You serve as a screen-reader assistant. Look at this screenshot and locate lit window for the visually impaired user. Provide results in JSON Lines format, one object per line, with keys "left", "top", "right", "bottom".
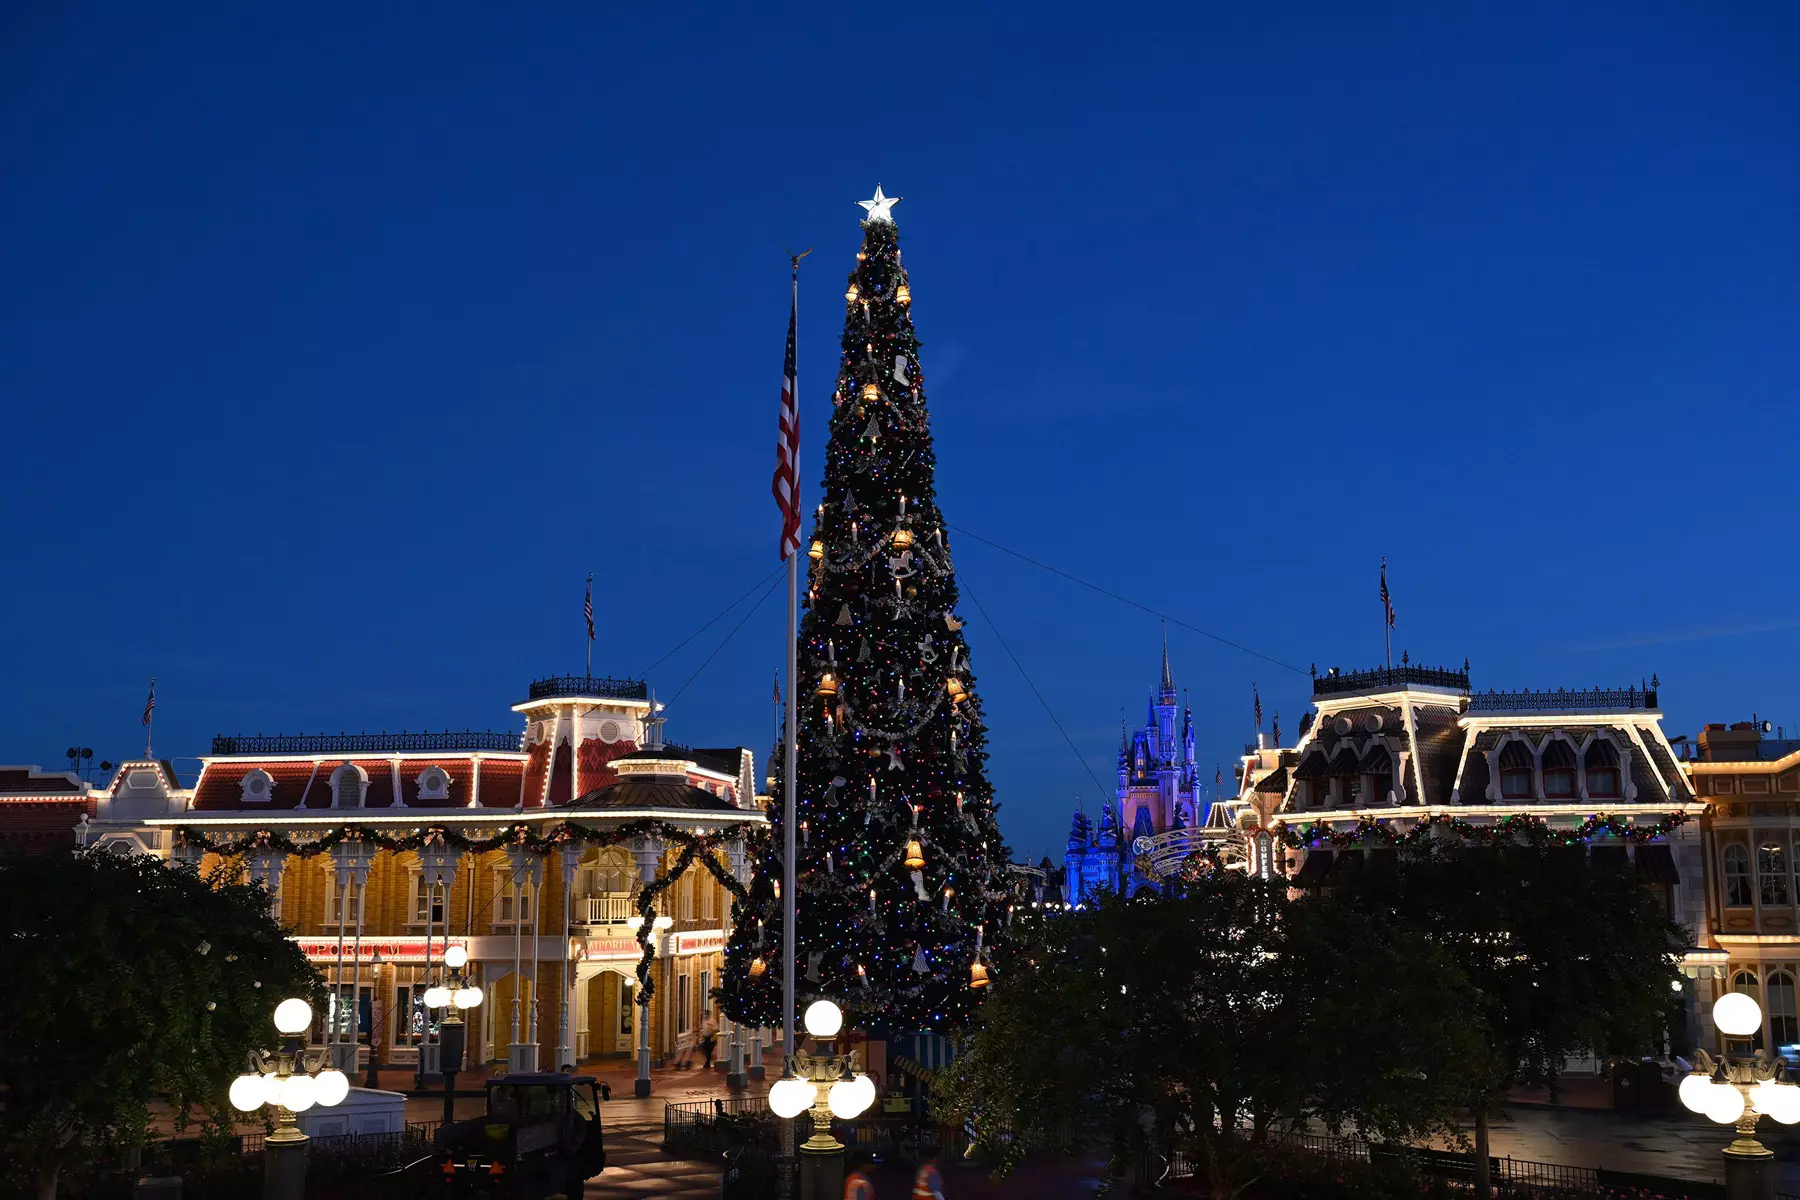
{"left": 1723, "top": 845, "right": 1753, "bottom": 907}
{"left": 1541, "top": 741, "right": 1577, "bottom": 799}
{"left": 413, "top": 874, "right": 445, "bottom": 924}
{"left": 1761, "top": 839, "right": 1790, "bottom": 906}
{"left": 1584, "top": 740, "right": 1621, "bottom": 799}
{"left": 1499, "top": 742, "right": 1534, "bottom": 799}
{"left": 1770, "top": 971, "right": 1799, "bottom": 1047}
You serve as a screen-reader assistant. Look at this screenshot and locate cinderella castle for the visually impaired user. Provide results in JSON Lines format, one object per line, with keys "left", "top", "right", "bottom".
{"left": 1064, "top": 637, "right": 1215, "bottom": 901}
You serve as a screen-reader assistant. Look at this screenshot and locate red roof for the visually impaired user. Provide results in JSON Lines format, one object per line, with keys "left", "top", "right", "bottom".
{"left": 478, "top": 758, "right": 524, "bottom": 808}
{"left": 192, "top": 756, "right": 531, "bottom": 811}
{"left": 0, "top": 767, "right": 84, "bottom": 795}
{"left": 0, "top": 797, "right": 95, "bottom": 852}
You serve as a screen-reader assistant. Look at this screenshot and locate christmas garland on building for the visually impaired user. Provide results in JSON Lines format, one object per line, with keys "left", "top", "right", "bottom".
{"left": 1173, "top": 809, "right": 1693, "bottom": 879}
{"left": 1275, "top": 810, "right": 1692, "bottom": 850}
{"left": 173, "top": 820, "right": 752, "bottom": 1006}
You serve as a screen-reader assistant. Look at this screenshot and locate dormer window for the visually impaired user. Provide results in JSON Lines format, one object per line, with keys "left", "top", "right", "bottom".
{"left": 416, "top": 766, "right": 452, "bottom": 804}
{"left": 1584, "top": 739, "right": 1621, "bottom": 799}
{"left": 1499, "top": 741, "right": 1534, "bottom": 799}
{"left": 331, "top": 763, "right": 369, "bottom": 809}
{"left": 1541, "top": 740, "right": 1577, "bottom": 799}
{"left": 240, "top": 768, "right": 274, "bottom": 804}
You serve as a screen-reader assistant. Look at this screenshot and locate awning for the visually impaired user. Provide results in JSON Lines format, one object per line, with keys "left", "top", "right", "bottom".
{"left": 1255, "top": 766, "right": 1289, "bottom": 795}
{"left": 1326, "top": 749, "right": 1361, "bottom": 777}
{"left": 1636, "top": 844, "right": 1681, "bottom": 885}
{"left": 1291, "top": 849, "right": 1334, "bottom": 887}
{"left": 1294, "top": 752, "right": 1329, "bottom": 780}
{"left": 1357, "top": 744, "right": 1394, "bottom": 773}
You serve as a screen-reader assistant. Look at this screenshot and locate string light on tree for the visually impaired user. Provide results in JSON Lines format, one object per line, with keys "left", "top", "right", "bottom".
{"left": 721, "top": 184, "right": 1012, "bottom": 1032}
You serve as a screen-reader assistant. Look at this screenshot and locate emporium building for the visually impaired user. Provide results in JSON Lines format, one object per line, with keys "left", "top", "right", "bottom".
{"left": 2, "top": 674, "right": 767, "bottom": 1093}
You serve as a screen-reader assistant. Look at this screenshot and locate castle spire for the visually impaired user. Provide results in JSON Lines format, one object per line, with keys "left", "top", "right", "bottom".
{"left": 1159, "top": 622, "right": 1175, "bottom": 697}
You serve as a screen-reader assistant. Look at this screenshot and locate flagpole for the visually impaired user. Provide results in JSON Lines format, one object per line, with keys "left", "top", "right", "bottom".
{"left": 585, "top": 573, "right": 594, "bottom": 678}
{"left": 781, "top": 257, "right": 801, "bottom": 1074}
{"left": 144, "top": 677, "right": 155, "bottom": 759}
{"left": 1382, "top": 558, "right": 1392, "bottom": 673}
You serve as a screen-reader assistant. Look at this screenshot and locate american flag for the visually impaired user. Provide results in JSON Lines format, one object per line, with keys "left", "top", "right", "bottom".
{"left": 1381, "top": 557, "right": 1395, "bottom": 628}
{"left": 771, "top": 287, "right": 801, "bottom": 560}
{"left": 584, "top": 573, "right": 595, "bottom": 642}
{"left": 142, "top": 677, "right": 156, "bottom": 726}
{"left": 772, "top": 673, "right": 781, "bottom": 706}
{"left": 1253, "top": 685, "right": 1262, "bottom": 731}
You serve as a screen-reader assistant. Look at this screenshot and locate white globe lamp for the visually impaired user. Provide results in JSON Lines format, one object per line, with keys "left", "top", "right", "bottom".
{"left": 1714, "top": 992, "right": 1763, "bottom": 1038}
{"left": 443, "top": 945, "right": 468, "bottom": 969}
{"left": 769, "top": 1076, "right": 817, "bottom": 1119}
{"left": 456, "top": 985, "right": 484, "bottom": 1009}
{"left": 229, "top": 1073, "right": 266, "bottom": 1112}
{"left": 280, "top": 1072, "right": 317, "bottom": 1113}
{"left": 827, "top": 1079, "right": 865, "bottom": 1120}
{"left": 1679, "top": 1072, "right": 1714, "bottom": 1114}
{"left": 803, "top": 1000, "right": 843, "bottom": 1039}
{"left": 851, "top": 1073, "right": 877, "bottom": 1114}
{"left": 1704, "top": 1080, "right": 1747, "bottom": 1124}
{"left": 313, "top": 1068, "right": 350, "bottom": 1108}
{"left": 272, "top": 998, "right": 313, "bottom": 1036}
{"left": 423, "top": 985, "right": 452, "bottom": 1010}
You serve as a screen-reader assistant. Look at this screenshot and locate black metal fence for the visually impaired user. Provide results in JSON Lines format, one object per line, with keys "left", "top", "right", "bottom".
{"left": 1152, "top": 1129, "right": 1745, "bottom": 1200}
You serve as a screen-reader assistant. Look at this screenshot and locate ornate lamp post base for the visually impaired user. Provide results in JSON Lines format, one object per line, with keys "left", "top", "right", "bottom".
{"left": 262, "top": 1135, "right": 309, "bottom": 1200}
{"left": 1723, "top": 1116, "right": 1774, "bottom": 1200}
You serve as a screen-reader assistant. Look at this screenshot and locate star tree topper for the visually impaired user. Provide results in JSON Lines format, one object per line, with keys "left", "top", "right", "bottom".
{"left": 858, "top": 184, "right": 902, "bottom": 224}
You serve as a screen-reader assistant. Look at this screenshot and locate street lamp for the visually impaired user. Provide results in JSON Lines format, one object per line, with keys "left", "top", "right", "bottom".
{"left": 428, "top": 944, "right": 484, "bottom": 1129}
{"left": 1681, "top": 992, "right": 1800, "bottom": 1200}
{"left": 230, "top": 998, "right": 349, "bottom": 1200}
{"left": 769, "top": 999, "right": 874, "bottom": 1200}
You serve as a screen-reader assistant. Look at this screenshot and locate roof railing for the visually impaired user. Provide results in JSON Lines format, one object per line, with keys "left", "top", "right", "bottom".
{"left": 210, "top": 731, "right": 523, "bottom": 756}
{"left": 525, "top": 675, "right": 650, "bottom": 702}
{"left": 1467, "top": 686, "right": 1657, "bottom": 713}
{"left": 1312, "top": 664, "right": 1470, "bottom": 697}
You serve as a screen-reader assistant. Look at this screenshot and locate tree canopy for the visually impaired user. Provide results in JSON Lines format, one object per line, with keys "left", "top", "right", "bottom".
{"left": 1, "top": 849, "right": 321, "bottom": 1199}
{"left": 934, "top": 872, "right": 1484, "bottom": 1191}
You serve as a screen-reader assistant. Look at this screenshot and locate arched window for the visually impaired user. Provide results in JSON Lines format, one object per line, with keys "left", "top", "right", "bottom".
{"left": 1723, "top": 845, "right": 1753, "bottom": 907}
{"left": 1541, "top": 740, "right": 1577, "bottom": 799}
{"left": 1499, "top": 741, "right": 1534, "bottom": 799}
{"left": 1770, "top": 971, "right": 1799, "bottom": 1047}
{"left": 1761, "top": 837, "right": 1790, "bottom": 906}
{"left": 1584, "top": 739, "right": 1621, "bottom": 799}
{"left": 331, "top": 763, "right": 368, "bottom": 809}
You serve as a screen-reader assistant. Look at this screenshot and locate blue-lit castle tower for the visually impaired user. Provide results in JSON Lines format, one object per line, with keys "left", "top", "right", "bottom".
{"left": 1064, "top": 638, "right": 1210, "bottom": 902}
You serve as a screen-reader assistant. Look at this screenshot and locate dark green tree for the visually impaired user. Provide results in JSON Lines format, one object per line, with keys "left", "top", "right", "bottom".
{"left": 1344, "top": 842, "right": 1688, "bottom": 1200}
{"left": 1, "top": 850, "right": 321, "bottom": 1200}
{"left": 935, "top": 875, "right": 1485, "bottom": 1192}
{"left": 722, "top": 192, "right": 1011, "bottom": 1033}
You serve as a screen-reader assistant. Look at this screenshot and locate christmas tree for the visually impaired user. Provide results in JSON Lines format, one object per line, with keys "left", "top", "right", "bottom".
{"left": 722, "top": 188, "right": 1012, "bottom": 1034}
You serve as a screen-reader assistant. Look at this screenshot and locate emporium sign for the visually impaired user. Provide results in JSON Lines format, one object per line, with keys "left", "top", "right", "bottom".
{"left": 578, "top": 936, "right": 645, "bottom": 962}
{"left": 293, "top": 937, "right": 464, "bottom": 963}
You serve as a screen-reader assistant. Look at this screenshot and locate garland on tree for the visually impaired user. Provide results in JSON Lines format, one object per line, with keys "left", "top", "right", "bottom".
{"left": 174, "top": 821, "right": 751, "bottom": 1006}
{"left": 721, "top": 192, "right": 1013, "bottom": 1034}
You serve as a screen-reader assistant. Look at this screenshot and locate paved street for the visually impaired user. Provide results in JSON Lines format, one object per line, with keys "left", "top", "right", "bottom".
{"left": 374, "top": 1066, "right": 1800, "bottom": 1196}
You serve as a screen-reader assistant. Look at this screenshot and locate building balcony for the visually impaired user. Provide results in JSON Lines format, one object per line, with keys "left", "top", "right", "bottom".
{"left": 583, "top": 894, "right": 635, "bottom": 925}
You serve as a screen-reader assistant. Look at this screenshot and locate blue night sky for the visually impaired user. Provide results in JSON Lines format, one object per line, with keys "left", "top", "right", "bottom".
{"left": 4, "top": 3, "right": 1797, "bottom": 861}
